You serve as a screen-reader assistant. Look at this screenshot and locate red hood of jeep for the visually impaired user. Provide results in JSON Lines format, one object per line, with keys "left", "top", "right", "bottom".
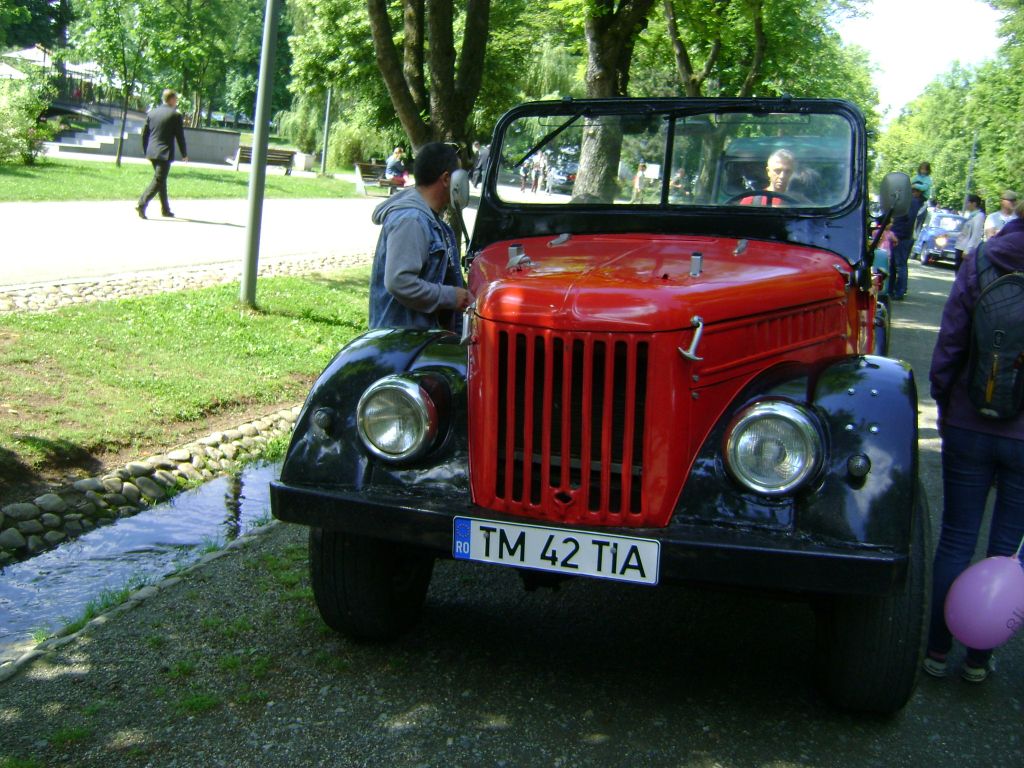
{"left": 470, "top": 234, "right": 849, "bottom": 331}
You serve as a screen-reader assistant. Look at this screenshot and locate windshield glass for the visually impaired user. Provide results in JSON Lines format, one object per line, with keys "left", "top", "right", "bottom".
{"left": 932, "top": 215, "right": 965, "bottom": 231}
{"left": 495, "top": 108, "right": 854, "bottom": 210}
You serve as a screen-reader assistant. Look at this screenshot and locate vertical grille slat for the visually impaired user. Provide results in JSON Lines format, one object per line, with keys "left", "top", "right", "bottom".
{"left": 619, "top": 341, "right": 637, "bottom": 517}
{"left": 492, "top": 329, "right": 649, "bottom": 525}
{"left": 600, "top": 340, "right": 615, "bottom": 513}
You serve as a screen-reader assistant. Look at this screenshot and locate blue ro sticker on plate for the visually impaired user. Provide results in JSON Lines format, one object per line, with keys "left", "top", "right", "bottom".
{"left": 452, "top": 517, "right": 659, "bottom": 585}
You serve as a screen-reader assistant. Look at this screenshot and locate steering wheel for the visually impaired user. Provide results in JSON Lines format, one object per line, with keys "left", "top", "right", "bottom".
{"left": 724, "top": 190, "right": 800, "bottom": 206}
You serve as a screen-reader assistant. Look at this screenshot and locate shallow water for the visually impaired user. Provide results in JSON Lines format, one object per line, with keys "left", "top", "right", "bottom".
{"left": 0, "top": 461, "right": 281, "bottom": 663}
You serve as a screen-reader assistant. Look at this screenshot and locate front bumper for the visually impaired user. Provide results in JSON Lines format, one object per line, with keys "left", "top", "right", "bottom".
{"left": 271, "top": 482, "right": 908, "bottom": 598}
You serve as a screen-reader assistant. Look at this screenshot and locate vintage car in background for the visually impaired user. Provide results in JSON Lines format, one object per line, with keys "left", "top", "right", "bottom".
{"left": 913, "top": 211, "right": 966, "bottom": 265}
{"left": 271, "top": 98, "right": 924, "bottom": 715}
{"left": 546, "top": 160, "right": 578, "bottom": 194}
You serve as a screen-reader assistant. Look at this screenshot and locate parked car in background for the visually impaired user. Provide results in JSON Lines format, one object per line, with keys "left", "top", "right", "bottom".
{"left": 546, "top": 161, "right": 578, "bottom": 194}
{"left": 913, "top": 211, "right": 965, "bottom": 265}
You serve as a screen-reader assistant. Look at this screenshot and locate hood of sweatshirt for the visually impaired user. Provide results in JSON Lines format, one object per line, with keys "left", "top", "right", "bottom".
{"left": 371, "top": 187, "right": 436, "bottom": 226}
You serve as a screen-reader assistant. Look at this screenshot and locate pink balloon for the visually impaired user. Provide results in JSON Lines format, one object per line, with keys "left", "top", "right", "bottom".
{"left": 945, "top": 556, "right": 1024, "bottom": 650}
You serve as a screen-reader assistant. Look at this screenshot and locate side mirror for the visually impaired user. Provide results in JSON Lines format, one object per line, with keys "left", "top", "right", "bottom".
{"left": 878, "top": 172, "right": 912, "bottom": 218}
{"left": 450, "top": 169, "right": 470, "bottom": 211}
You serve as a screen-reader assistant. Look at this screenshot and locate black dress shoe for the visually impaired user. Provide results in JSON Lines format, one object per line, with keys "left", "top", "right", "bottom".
{"left": 162, "top": 211, "right": 175, "bottom": 218}
{"left": 135, "top": 205, "right": 147, "bottom": 219}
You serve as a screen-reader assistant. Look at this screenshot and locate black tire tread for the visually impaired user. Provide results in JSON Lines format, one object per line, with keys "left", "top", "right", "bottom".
{"left": 309, "top": 528, "right": 434, "bottom": 642}
{"left": 815, "top": 484, "right": 930, "bottom": 714}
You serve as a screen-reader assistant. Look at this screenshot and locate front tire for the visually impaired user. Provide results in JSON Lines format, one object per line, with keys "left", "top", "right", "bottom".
{"left": 309, "top": 528, "right": 434, "bottom": 641}
{"left": 814, "top": 485, "right": 930, "bottom": 714}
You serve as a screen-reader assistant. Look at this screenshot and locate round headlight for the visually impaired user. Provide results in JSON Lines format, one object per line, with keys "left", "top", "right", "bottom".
{"left": 357, "top": 375, "right": 439, "bottom": 462}
{"left": 724, "top": 401, "right": 822, "bottom": 495}
{"left": 935, "top": 235, "right": 947, "bottom": 247}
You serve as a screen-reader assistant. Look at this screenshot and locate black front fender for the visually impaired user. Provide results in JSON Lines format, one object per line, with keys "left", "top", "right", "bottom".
{"left": 279, "top": 329, "right": 468, "bottom": 492}
{"left": 804, "top": 355, "right": 918, "bottom": 551}
{"left": 676, "top": 356, "right": 918, "bottom": 553}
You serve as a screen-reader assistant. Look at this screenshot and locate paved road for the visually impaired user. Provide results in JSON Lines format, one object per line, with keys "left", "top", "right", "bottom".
{"left": 0, "top": 197, "right": 384, "bottom": 288}
{"left": 0, "top": 185, "right": 479, "bottom": 290}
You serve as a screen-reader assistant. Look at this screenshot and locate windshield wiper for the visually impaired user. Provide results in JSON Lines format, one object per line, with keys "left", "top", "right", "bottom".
{"left": 515, "top": 112, "right": 584, "bottom": 168}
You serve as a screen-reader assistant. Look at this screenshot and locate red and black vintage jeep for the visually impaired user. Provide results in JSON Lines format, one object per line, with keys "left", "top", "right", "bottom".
{"left": 271, "top": 98, "right": 924, "bottom": 714}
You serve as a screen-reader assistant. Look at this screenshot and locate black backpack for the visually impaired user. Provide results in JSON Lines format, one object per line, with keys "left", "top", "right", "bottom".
{"left": 966, "top": 242, "right": 1024, "bottom": 419}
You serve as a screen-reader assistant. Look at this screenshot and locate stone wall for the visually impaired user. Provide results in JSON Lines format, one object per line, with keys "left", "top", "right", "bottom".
{"left": 0, "top": 407, "right": 299, "bottom": 567}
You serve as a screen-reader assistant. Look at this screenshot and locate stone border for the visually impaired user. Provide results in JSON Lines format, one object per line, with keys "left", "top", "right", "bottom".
{"left": 0, "top": 252, "right": 371, "bottom": 314}
{"left": 0, "top": 520, "right": 278, "bottom": 682}
{"left": 0, "top": 405, "right": 299, "bottom": 567}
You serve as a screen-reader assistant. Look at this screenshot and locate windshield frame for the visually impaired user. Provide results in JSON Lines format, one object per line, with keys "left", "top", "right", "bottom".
{"left": 470, "top": 97, "right": 869, "bottom": 265}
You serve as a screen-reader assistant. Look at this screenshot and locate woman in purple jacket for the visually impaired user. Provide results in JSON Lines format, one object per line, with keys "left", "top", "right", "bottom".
{"left": 925, "top": 203, "right": 1024, "bottom": 682}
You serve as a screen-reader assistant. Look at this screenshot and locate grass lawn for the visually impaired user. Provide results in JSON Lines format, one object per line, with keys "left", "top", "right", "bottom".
{"left": 0, "top": 158, "right": 359, "bottom": 202}
{"left": 0, "top": 267, "right": 370, "bottom": 492}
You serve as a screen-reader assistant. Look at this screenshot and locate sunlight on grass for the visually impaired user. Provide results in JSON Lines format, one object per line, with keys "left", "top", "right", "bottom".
{"left": 0, "top": 158, "right": 358, "bottom": 202}
{"left": 0, "top": 268, "right": 370, "bottom": 481}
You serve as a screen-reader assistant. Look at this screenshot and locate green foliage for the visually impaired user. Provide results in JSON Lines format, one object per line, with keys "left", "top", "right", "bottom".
{"left": 277, "top": 93, "right": 323, "bottom": 154}
{"left": 0, "top": 158, "right": 358, "bottom": 201}
{"left": 0, "top": 70, "right": 57, "bottom": 165}
{"left": 70, "top": 0, "right": 149, "bottom": 101}
{"left": 0, "top": 0, "right": 30, "bottom": 45}
{"left": 0, "top": 270, "right": 370, "bottom": 483}
{"left": 2, "top": 0, "right": 59, "bottom": 49}
{"left": 172, "top": 691, "right": 220, "bottom": 715}
{"left": 57, "top": 575, "right": 151, "bottom": 636}
{"left": 48, "top": 726, "right": 93, "bottom": 747}
{"left": 327, "top": 118, "right": 392, "bottom": 168}
{"left": 875, "top": 41, "right": 1024, "bottom": 210}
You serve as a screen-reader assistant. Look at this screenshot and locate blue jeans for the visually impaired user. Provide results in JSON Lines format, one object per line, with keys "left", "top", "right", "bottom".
{"left": 888, "top": 236, "right": 911, "bottom": 297}
{"left": 928, "top": 425, "right": 1024, "bottom": 665}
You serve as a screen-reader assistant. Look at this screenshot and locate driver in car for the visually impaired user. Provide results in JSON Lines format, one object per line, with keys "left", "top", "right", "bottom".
{"left": 740, "top": 149, "right": 806, "bottom": 206}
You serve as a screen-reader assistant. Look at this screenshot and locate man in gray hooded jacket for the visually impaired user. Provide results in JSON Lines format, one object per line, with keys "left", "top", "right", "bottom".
{"left": 368, "top": 142, "right": 472, "bottom": 330}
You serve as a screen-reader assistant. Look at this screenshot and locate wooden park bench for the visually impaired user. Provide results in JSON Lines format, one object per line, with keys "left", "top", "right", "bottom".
{"left": 234, "top": 145, "right": 297, "bottom": 175}
{"left": 354, "top": 161, "right": 404, "bottom": 196}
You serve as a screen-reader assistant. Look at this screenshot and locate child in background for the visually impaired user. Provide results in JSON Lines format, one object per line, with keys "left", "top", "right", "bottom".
{"left": 912, "top": 162, "right": 933, "bottom": 200}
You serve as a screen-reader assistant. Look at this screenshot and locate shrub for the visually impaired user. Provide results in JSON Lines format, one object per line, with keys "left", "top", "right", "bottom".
{"left": 327, "top": 119, "right": 402, "bottom": 171}
{"left": 276, "top": 96, "right": 321, "bottom": 154}
{"left": 0, "top": 71, "right": 58, "bottom": 165}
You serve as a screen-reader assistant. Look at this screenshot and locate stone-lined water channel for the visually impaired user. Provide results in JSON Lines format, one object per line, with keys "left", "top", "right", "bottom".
{"left": 0, "top": 461, "right": 281, "bottom": 665}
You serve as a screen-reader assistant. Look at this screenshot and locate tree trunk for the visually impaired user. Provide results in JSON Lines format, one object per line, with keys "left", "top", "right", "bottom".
{"left": 737, "top": 0, "right": 767, "bottom": 98}
{"left": 367, "top": 0, "right": 432, "bottom": 149}
{"left": 367, "top": 0, "right": 490, "bottom": 154}
{"left": 663, "top": 0, "right": 724, "bottom": 97}
{"left": 403, "top": 0, "right": 427, "bottom": 114}
{"left": 584, "top": 0, "right": 655, "bottom": 98}
{"left": 577, "top": 1, "right": 656, "bottom": 200}
{"left": 115, "top": 87, "right": 130, "bottom": 168}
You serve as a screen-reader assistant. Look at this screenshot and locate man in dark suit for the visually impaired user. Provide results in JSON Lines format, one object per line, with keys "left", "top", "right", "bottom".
{"left": 136, "top": 89, "right": 189, "bottom": 219}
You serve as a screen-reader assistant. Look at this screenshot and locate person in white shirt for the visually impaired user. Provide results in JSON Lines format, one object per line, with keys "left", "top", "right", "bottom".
{"left": 984, "top": 189, "right": 1018, "bottom": 239}
{"left": 955, "top": 194, "right": 985, "bottom": 272}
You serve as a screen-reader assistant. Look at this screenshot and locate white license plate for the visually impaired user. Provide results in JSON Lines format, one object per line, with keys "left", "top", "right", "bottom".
{"left": 453, "top": 517, "right": 660, "bottom": 585}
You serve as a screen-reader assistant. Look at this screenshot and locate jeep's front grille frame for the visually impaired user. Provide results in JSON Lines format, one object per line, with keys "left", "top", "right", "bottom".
{"left": 478, "top": 325, "right": 650, "bottom": 525}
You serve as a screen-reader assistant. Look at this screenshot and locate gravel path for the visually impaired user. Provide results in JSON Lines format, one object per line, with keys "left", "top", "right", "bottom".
{"left": 3, "top": 253, "right": 1023, "bottom": 768}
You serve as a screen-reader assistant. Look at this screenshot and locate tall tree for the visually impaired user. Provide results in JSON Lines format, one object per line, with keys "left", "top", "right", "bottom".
{"left": 875, "top": 1, "right": 1024, "bottom": 208}
{"left": 71, "top": 0, "right": 149, "bottom": 166}
{"left": 573, "top": 0, "right": 657, "bottom": 200}
{"left": 0, "top": 1, "right": 31, "bottom": 45}
{"left": 659, "top": 0, "right": 866, "bottom": 99}
{"left": 2, "top": 0, "right": 59, "bottom": 48}
{"left": 142, "top": 0, "right": 232, "bottom": 124}
{"left": 366, "top": 0, "right": 491, "bottom": 150}
{"left": 580, "top": 0, "right": 657, "bottom": 98}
